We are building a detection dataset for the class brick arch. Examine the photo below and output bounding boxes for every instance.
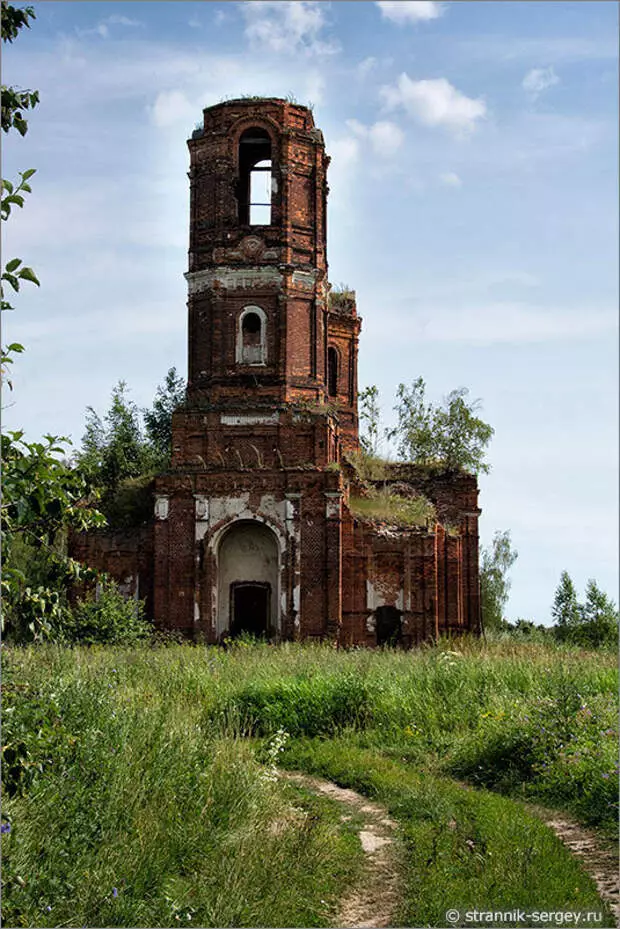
[230,116,281,158]
[208,511,287,557]
[210,516,284,639]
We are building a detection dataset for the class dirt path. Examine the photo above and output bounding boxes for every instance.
[282,772,403,928]
[528,804,619,922]
[282,772,618,928]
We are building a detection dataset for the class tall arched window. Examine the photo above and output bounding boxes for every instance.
[237,306,267,365]
[238,128,272,226]
[327,346,338,397]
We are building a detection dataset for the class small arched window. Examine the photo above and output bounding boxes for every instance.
[238,128,272,226]
[237,306,267,366]
[327,347,339,397]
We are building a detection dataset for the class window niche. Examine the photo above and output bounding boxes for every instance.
[237,306,267,366]
[238,127,273,226]
[327,346,339,397]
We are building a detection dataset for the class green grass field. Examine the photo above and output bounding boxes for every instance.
[2,638,617,927]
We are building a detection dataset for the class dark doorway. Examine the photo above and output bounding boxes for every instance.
[375,606,402,646]
[230,582,271,638]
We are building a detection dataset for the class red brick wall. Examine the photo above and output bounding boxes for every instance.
[69,99,481,648]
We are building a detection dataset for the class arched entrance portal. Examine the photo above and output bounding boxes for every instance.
[217,520,280,639]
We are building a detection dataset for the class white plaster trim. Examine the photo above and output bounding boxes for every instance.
[292,269,318,289]
[195,495,209,521]
[154,495,169,520]
[221,412,279,426]
[324,491,342,519]
[185,267,282,295]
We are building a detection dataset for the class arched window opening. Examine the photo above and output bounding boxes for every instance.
[327,347,338,397]
[237,306,267,366]
[239,128,272,226]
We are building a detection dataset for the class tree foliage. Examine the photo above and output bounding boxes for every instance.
[551,572,618,648]
[388,377,494,475]
[359,385,381,456]
[79,382,155,495]
[1,5,106,642]
[75,369,186,525]
[551,570,580,637]
[1,432,106,641]
[479,530,518,631]
[143,366,186,464]
[1,1,39,136]
[1,3,40,383]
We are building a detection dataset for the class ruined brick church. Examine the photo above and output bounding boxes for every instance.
[73,98,481,646]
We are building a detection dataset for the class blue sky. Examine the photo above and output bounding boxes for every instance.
[3,0,618,622]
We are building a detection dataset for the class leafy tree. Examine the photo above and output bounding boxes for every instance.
[1,2,40,385]
[551,570,581,641]
[576,580,618,648]
[1,1,39,136]
[359,385,382,456]
[143,366,186,466]
[388,376,494,475]
[479,530,518,631]
[1,8,105,642]
[1,431,105,641]
[78,381,156,502]
[550,573,617,648]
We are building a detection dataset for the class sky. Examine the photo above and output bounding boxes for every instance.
[3,0,618,623]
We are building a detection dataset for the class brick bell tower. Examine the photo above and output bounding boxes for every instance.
[152,98,361,642]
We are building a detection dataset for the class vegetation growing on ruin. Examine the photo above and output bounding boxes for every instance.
[328,283,356,310]
[348,486,435,527]
[2,639,616,927]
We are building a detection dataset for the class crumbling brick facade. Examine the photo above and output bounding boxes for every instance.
[72,98,481,645]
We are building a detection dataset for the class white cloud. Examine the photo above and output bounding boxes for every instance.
[376,1,444,24]
[104,15,142,28]
[439,171,461,187]
[242,1,339,56]
[77,14,143,39]
[150,90,196,129]
[357,56,378,78]
[381,74,486,136]
[522,66,560,100]
[346,119,404,156]
[330,136,360,167]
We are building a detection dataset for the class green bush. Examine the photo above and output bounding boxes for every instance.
[219,672,377,737]
[62,584,151,645]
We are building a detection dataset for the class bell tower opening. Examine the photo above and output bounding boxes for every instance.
[238,127,272,226]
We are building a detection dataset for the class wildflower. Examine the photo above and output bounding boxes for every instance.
[112,888,118,898]
[602,773,610,780]
[46,906,52,913]
[1,822,11,834]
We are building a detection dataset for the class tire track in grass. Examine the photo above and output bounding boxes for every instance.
[282,772,403,928]
[527,804,619,922]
